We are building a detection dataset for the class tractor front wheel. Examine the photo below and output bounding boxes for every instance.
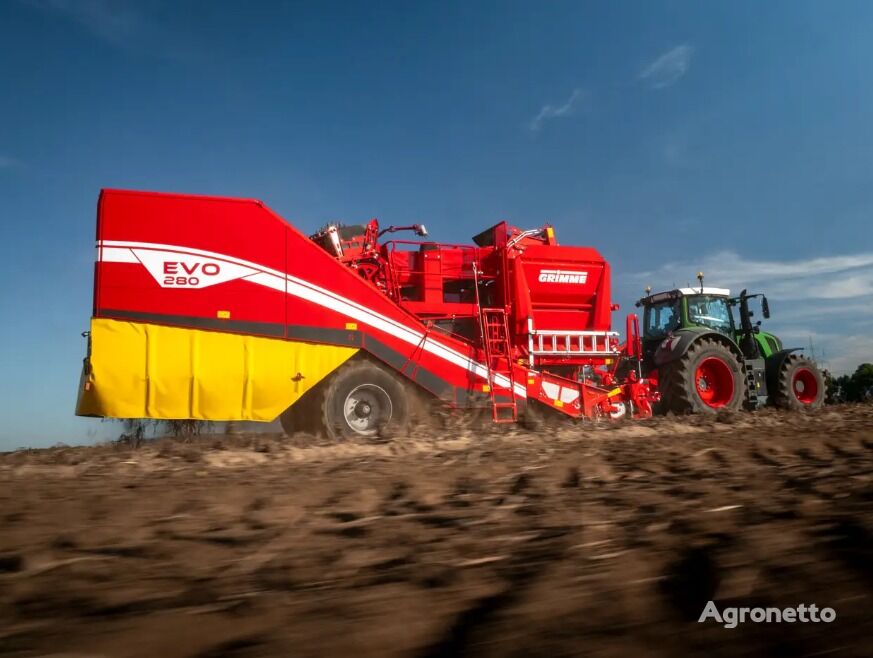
[660,338,746,414]
[771,354,825,411]
[321,360,410,441]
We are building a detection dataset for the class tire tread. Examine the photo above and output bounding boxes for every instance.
[660,338,746,414]
[771,354,824,411]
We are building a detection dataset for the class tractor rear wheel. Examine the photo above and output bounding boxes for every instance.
[321,360,410,441]
[660,338,746,414]
[771,354,824,411]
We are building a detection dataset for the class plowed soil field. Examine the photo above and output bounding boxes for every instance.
[1,406,871,657]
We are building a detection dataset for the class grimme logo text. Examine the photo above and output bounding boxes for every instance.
[699,601,836,629]
[162,261,221,287]
[538,269,588,284]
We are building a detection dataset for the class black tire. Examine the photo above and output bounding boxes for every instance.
[660,338,746,414]
[771,354,825,411]
[280,408,300,436]
[321,360,410,441]
[279,389,321,437]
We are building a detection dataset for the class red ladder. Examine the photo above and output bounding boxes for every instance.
[479,308,518,422]
[471,264,518,422]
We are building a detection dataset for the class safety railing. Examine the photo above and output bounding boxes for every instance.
[526,318,619,365]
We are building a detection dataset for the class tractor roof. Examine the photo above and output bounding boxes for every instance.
[638,287,731,306]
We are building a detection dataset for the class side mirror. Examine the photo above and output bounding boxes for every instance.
[415,224,428,237]
[761,296,770,319]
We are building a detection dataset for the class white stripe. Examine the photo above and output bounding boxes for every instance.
[98,240,526,398]
[102,240,433,345]
[100,246,139,263]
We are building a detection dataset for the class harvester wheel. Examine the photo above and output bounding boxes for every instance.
[771,354,824,411]
[279,390,320,437]
[280,407,302,436]
[321,360,410,440]
[660,338,746,414]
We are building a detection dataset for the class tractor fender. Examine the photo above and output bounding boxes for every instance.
[653,330,743,368]
[764,348,802,390]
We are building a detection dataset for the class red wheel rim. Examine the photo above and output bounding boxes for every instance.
[695,357,735,408]
[792,367,818,404]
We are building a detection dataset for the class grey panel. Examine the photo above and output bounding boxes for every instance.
[100,309,285,337]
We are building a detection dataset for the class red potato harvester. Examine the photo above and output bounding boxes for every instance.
[77,189,659,439]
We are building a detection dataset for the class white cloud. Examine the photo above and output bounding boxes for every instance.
[639,45,694,89]
[659,132,696,168]
[636,250,873,300]
[0,155,22,169]
[20,0,143,45]
[824,335,873,374]
[18,0,197,59]
[771,329,873,375]
[529,88,586,132]
[769,299,873,324]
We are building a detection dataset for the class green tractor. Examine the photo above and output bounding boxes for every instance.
[636,274,825,414]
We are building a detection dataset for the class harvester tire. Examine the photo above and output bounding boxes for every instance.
[771,354,825,411]
[321,360,410,441]
[280,407,302,436]
[660,338,746,414]
[279,390,321,437]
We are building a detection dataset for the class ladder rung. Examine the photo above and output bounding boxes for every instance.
[478,307,517,423]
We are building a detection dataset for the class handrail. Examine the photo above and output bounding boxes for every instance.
[506,227,546,249]
[526,317,618,364]
[528,329,619,337]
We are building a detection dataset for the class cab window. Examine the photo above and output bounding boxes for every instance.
[686,295,733,334]
[645,300,680,338]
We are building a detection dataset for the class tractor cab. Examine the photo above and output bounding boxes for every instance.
[638,286,734,361]
[638,284,784,361]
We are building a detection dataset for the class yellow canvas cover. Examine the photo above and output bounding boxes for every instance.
[76,318,357,421]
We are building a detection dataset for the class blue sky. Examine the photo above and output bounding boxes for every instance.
[2,1,872,448]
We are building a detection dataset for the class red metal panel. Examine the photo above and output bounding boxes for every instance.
[512,244,609,332]
[96,190,287,330]
[92,189,499,404]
